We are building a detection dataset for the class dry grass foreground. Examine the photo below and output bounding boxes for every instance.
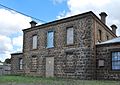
[0,75,120,85]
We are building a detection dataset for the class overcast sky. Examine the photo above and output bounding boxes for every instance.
[0,0,120,61]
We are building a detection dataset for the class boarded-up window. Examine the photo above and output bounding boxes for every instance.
[98,30,102,41]
[67,27,74,45]
[31,56,37,70]
[47,31,54,48]
[106,35,109,40]
[32,35,37,49]
[65,53,75,73]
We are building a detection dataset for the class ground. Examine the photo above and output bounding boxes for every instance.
[0,75,120,85]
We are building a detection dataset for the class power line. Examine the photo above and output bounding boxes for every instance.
[0,3,46,23]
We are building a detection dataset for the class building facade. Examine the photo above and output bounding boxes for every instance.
[11,53,23,74]
[0,63,11,75]
[11,11,120,80]
[96,37,120,80]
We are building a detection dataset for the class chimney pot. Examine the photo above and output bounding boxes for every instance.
[99,12,108,24]
[30,21,37,27]
[111,24,117,35]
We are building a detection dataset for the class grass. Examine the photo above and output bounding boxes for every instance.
[0,75,120,85]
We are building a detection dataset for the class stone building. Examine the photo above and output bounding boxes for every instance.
[0,63,11,75]
[11,11,120,80]
[11,53,23,74]
[96,37,120,80]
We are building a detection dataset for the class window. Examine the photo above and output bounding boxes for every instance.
[32,35,37,49]
[65,53,75,73]
[31,56,37,70]
[106,35,109,40]
[112,52,120,70]
[47,31,54,48]
[19,58,23,70]
[67,27,74,45]
[98,30,102,41]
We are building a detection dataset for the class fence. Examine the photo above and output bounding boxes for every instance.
[0,64,11,75]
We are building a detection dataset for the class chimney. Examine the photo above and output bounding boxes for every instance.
[111,24,117,35]
[30,21,37,27]
[99,12,108,24]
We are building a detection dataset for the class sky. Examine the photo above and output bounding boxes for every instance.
[0,0,120,61]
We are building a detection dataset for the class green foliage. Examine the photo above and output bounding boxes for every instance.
[4,58,11,64]
[0,75,119,85]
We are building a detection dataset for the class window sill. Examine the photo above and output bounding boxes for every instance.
[30,70,37,72]
[110,70,120,73]
[98,66,104,68]
[17,70,24,72]
[46,46,54,49]
[31,48,38,51]
[66,43,74,46]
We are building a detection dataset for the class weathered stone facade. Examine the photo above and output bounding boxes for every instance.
[96,43,120,80]
[11,53,23,74]
[11,11,119,80]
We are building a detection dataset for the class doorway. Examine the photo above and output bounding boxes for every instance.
[46,57,54,77]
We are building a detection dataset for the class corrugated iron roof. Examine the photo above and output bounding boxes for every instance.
[97,37,120,45]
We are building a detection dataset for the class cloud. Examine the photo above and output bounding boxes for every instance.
[0,8,32,61]
[67,0,111,11]
[12,35,23,53]
[0,35,13,53]
[57,0,120,36]
[12,35,23,47]
[57,0,111,18]
[0,35,13,61]
[52,0,66,4]
[0,52,11,62]
[0,9,31,36]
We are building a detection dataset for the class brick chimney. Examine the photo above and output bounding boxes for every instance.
[99,12,108,24]
[30,21,37,27]
[111,24,117,35]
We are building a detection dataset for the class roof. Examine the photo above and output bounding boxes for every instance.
[97,37,120,45]
[23,11,94,31]
[23,11,116,37]
[11,52,23,55]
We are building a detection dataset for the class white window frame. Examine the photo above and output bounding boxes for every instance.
[19,58,23,70]
[67,27,74,45]
[32,35,37,49]
[47,31,54,48]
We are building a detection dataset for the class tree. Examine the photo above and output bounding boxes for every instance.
[4,58,11,64]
